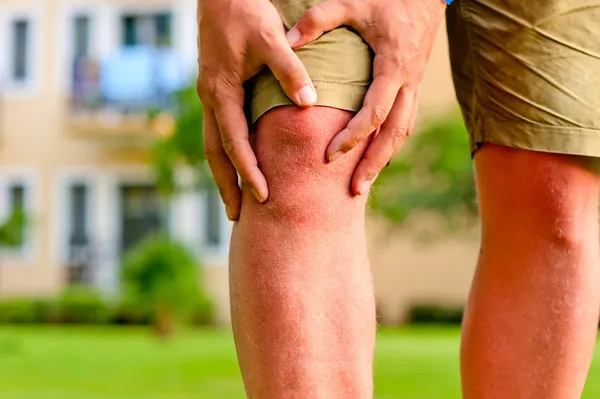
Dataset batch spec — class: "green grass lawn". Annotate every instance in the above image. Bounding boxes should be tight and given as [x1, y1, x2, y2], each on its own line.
[1, 326, 600, 398]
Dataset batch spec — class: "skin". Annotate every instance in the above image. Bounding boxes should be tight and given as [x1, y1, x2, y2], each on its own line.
[229, 106, 376, 398]
[462, 145, 600, 398]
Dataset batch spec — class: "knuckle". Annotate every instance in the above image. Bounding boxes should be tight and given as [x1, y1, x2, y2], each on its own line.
[360, 157, 387, 178]
[397, 58, 410, 77]
[196, 70, 211, 100]
[369, 106, 389, 129]
[376, 54, 409, 79]
[198, 69, 237, 103]
[196, 77, 204, 98]
[220, 135, 238, 157]
[301, 6, 324, 32]
[257, 26, 279, 48]
[368, 160, 388, 175]
[390, 127, 409, 147]
[340, 131, 365, 152]
[203, 145, 219, 162]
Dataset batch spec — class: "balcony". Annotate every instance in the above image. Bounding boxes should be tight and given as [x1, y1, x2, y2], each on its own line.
[67, 46, 187, 142]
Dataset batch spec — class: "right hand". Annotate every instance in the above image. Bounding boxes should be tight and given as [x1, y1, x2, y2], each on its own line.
[197, 0, 317, 221]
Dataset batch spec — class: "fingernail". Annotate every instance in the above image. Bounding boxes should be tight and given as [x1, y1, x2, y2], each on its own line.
[225, 206, 236, 221]
[358, 180, 372, 195]
[286, 27, 301, 47]
[251, 188, 265, 203]
[297, 85, 317, 106]
[328, 150, 344, 163]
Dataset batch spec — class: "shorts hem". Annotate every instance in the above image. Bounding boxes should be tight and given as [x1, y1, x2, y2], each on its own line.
[250, 81, 368, 124]
[470, 117, 600, 158]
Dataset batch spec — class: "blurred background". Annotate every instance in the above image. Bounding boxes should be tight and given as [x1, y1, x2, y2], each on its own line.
[0, 0, 598, 398]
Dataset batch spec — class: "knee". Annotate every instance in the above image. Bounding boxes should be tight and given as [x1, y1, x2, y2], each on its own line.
[476, 145, 600, 252]
[247, 106, 368, 224]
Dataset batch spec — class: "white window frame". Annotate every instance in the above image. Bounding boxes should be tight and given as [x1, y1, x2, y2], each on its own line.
[0, 3, 42, 99]
[0, 168, 39, 261]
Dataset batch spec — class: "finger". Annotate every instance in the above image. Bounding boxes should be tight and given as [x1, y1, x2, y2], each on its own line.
[212, 97, 269, 203]
[351, 87, 418, 195]
[286, 0, 353, 48]
[203, 108, 242, 221]
[326, 53, 405, 163]
[263, 35, 317, 107]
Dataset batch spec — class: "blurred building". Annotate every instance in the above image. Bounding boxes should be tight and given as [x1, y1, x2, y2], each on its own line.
[0, 0, 478, 325]
[0, 0, 233, 321]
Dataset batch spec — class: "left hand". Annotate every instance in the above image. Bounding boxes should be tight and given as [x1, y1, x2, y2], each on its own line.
[286, 0, 446, 195]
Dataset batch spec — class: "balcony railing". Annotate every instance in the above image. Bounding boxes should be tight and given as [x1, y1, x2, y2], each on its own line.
[66, 233, 94, 285]
[68, 46, 187, 139]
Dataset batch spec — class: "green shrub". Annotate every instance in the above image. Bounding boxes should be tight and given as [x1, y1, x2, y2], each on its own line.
[121, 235, 212, 334]
[0, 298, 40, 323]
[0, 298, 58, 324]
[112, 299, 152, 326]
[407, 304, 464, 325]
[55, 285, 111, 324]
[0, 208, 27, 248]
[191, 296, 215, 326]
[371, 113, 477, 230]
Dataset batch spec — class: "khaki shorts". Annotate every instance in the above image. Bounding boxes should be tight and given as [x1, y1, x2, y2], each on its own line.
[248, 0, 600, 157]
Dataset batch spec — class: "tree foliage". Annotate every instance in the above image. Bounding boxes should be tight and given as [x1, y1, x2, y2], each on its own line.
[370, 113, 478, 229]
[0, 209, 26, 247]
[152, 85, 211, 192]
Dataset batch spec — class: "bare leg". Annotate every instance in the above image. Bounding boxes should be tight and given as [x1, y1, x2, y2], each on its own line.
[229, 106, 376, 398]
[462, 144, 600, 398]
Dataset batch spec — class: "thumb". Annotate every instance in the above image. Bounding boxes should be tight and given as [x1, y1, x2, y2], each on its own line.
[263, 36, 317, 107]
[286, 0, 351, 48]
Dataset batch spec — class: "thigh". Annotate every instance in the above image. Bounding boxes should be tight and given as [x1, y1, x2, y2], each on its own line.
[449, 0, 600, 156]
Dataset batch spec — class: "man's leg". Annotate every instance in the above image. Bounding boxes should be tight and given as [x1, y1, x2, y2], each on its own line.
[462, 144, 600, 398]
[229, 106, 376, 398]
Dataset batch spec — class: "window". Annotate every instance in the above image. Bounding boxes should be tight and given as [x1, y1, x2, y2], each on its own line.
[12, 19, 30, 82]
[122, 13, 172, 47]
[205, 190, 222, 247]
[120, 184, 165, 251]
[155, 14, 172, 47]
[73, 15, 91, 59]
[0, 175, 34, 257]
[69, 183, 89, 246]
[7, 183, 26, 248]
[9, 184, 25, 212]
[67, 183, 92, 283]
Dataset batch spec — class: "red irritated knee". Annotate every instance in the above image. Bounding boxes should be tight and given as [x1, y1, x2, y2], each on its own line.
[241, 106, 369, 226]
